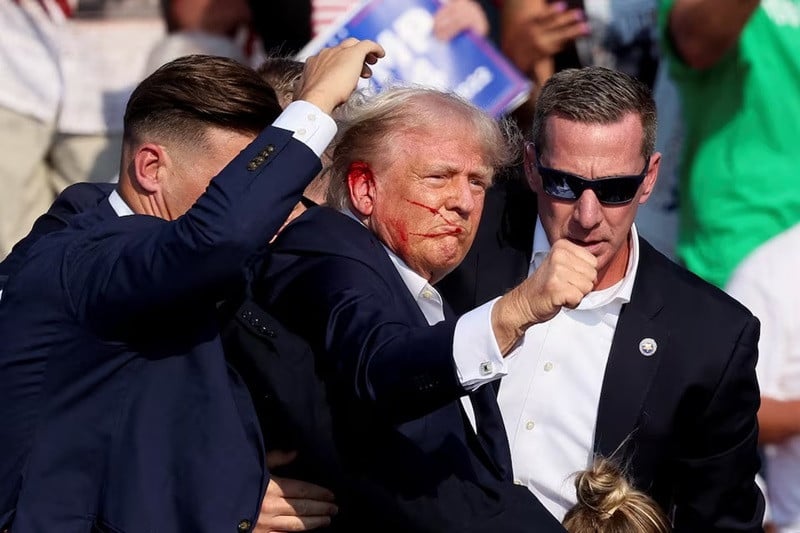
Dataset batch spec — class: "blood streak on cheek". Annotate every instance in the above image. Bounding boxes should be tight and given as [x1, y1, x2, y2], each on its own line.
[391, 219, 409, 246]
[405, 199, 438, 215]
[405, 199, 457, 225]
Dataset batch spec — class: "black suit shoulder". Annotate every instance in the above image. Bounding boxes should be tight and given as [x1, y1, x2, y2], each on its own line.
[639, 238, 756, 328]
[0, 182, 114, 279]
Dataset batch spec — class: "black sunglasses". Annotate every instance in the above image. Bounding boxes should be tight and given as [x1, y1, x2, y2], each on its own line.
[535, 152, 650, 205]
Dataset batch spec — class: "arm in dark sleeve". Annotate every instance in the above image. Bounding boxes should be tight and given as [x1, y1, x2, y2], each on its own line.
[64, 127, 321, 331]
[673, 315, 766, 532]
[0, 182, 114, 278]
[267, 255, 466, 423]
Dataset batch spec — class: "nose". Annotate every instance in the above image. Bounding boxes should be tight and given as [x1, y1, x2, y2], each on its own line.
[445, 176, 478, 216]
[572, 189, 603, 229]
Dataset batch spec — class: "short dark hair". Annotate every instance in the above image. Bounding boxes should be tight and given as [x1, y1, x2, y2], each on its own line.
[256, 57, 305, 108]
[124, 55, 281, 148]
[532, 67, 656, 158]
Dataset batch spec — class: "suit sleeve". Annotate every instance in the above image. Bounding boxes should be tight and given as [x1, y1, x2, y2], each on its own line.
[268, 254, 466, 423]
[63, 126, 321, 333]
[0, 183, 112, 279]
[672, 315, 766, 532]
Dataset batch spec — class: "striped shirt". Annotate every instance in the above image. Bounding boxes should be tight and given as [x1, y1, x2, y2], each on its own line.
[311, 0, 360, 36]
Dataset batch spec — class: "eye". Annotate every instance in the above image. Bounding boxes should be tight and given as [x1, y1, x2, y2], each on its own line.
[469, 177, 490, 191]
[423, 175, 448, 187]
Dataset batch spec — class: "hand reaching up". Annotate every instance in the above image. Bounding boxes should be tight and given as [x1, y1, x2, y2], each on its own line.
[296, 39, 385, 114]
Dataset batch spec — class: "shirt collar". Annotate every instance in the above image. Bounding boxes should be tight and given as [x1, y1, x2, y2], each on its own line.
[530, 217, 640, 309]
[108, 189, 134, 217]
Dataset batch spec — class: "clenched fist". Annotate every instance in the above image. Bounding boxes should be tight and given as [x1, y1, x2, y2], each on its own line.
[492, 239, 597, 353]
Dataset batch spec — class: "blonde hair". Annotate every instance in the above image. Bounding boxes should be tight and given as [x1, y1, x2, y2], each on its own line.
[563, 457, 670, 533]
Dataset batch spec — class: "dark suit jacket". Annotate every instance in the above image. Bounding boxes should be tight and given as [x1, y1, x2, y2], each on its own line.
[0, 181, 335, 501]
[257, 206, 564, 532]
[437, 179, 766, 532]
[0, 182, 114, 284]
[0, 126, 321, 533]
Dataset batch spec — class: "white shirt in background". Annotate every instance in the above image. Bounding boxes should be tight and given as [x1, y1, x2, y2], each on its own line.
[726, 223, 800, 533]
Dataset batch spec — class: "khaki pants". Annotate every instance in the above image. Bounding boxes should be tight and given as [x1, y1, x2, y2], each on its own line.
[0, 106, 121, 259]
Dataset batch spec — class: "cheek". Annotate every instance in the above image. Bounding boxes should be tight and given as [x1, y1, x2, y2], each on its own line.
[388, 217, 410, 248]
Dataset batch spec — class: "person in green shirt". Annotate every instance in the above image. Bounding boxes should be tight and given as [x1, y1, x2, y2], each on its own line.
[660, 0, 800, 288]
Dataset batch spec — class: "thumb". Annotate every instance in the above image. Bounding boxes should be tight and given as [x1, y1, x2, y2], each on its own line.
[266, 449, 298, 470]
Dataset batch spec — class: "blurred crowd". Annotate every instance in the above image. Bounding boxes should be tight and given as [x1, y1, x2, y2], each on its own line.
[0, 0, 798, 532]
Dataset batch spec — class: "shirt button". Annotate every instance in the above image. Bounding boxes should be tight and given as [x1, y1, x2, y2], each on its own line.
[479, 361, 493, 376]
[421, 290, 434, 299]
[514, 479, 523, 485]
[525, 420, 535, 430]
[307, 113, 317, 121]
[296, 128, 307, 137]
[237, 519, 252, 532]
[543, 361, 554, 372]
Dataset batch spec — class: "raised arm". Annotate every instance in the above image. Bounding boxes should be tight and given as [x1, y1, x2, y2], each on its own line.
[667, 0, 760, 70]
[65, 41, 385, 333]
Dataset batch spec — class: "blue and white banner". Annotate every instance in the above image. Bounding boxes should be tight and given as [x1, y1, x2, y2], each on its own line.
[297, 0, 532, 117]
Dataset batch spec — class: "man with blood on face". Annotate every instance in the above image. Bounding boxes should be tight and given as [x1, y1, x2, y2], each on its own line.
[345, 112, 493, 284]
[254, 87, 578, 532]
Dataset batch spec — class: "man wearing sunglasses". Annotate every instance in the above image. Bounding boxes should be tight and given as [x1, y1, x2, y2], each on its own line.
[438, 66, 765, 531]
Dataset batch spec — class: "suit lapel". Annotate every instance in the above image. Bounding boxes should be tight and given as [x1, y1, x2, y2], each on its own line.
[474, 177, 537, 306]
[594, 239, 668, 458]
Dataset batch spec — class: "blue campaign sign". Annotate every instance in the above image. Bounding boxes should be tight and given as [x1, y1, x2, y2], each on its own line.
[297, 0, 531, 117]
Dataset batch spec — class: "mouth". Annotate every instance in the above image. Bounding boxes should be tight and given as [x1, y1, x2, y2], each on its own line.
[567, 237, 605, 253]
[410, 226, 467, 238]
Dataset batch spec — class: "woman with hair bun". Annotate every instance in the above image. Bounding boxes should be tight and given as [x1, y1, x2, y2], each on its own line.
[563, 457, 671, 533]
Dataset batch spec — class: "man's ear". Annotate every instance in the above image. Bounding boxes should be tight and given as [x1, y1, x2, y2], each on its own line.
[523, 142, 541, 194]
[131, 143, 169, 194]
[347, 161, 376, 216]
[638, 152, 661, 205]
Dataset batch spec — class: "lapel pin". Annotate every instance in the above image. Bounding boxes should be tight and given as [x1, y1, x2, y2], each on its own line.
[639, 338, 657, 357]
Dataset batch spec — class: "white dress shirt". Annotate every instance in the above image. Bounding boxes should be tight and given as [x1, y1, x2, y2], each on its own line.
[726, 224, 800, 533]
[496, 218, 641, 521]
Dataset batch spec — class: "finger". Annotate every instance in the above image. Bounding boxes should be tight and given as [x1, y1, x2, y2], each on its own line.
[551, 20, 591, 44]
[354, 39, 385, 58]
[339, 37, 361, 47]
[566, 270, 596, 296]
[551, 239, 598, 266]
[267, 476, 336, 502]
[268, 497, 339, 517]
[266, 449, 298, 470]
[257, 514, 332, 532]
[535, 2, 574, 25]
[560, 286, 587, 309]
[434, 4, 488, 40]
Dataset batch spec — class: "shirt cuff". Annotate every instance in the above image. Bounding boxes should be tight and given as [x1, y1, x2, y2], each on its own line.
[453, 296, 507, 391]
[272, 100, 337, 158]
